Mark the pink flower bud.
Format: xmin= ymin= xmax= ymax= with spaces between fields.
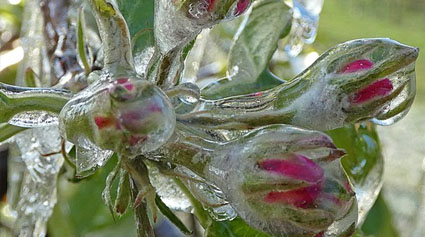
xmin=59 ymin=76 xmax=176 ymax=156
xmin=207 ymin=125 xmax=357 ymax=236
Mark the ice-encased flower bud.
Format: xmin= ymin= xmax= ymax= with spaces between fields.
xmin=207 ymin=125 xmax=357 ymax=236
xmin=290 ymin=38 xmax=418 ymax=129
xmin=59 ymin=75 xmax=175 ymax=156
xmin=179 ymin=39 xmax=418 ymax=131
xmin=155 ymin=0 xmax=251 ymax=53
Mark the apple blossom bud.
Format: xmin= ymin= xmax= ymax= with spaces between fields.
xmin=207 ymin=125 xmax=357 ymax=236
xmin=59 ymin=75 xmax=175 ymax=156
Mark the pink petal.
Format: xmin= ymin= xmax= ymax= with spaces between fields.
xmin=94 ymin=116 xmax=114 ymax=130
xmin=234 ymin=0 xmax=250 ymax=16
xmin=341 ymin=59 xmax=373 ymax=73
xmin=264 ymin=183 xmax=323 ymax=208
xmin=259 ymin=155 xmax=324 ymax=183
xmin=116 ymin=78 xmax=130 ymax=84
xmin=352 ymin=78 xmax=393 ymax=104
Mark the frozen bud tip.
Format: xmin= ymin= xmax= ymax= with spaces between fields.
xmin=289 ymin=38 xmax=419 ymax=130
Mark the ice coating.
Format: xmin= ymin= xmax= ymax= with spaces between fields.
xmin=180 ymin=38 xmax=419 ymax=131
xmin=59 ymin=75 xmax=176 ymax=156
xmin=155 ymin=0 xmax=251 ymax=53
xmin=8 ymin=126 xmax=68 ymax=236
xmin=285 ymin=0 xmax=324 ymax=57
xmin=172 ymin=164 xmax=237 ymax=221
xmin=327 ymin=123 xmax=384 ymax=225
xmin=75 ymin=136 xmax=114 ymax=177
xmin=206 ymin=125 xmax=357 ymax=236
xmin=148 ymin=166 xmax=193 ymax=212
xmin=340 ymin=59 xmax=374 ymax=73
xmin=8 ymin=111 xmax=59 ymax=128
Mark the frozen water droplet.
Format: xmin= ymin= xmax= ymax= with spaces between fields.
xmin=353 ymin=158 xmax=383 ymax=225
xmin=171 ymin=82 xmax=201 ymax=114
xmin=8 ymin=111 xmax=58 ymax=128
xmin=285 ymin=0 xmax=323 ymax=57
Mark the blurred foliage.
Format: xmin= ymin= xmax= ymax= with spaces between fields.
xmin=116 ymin=0 xmax=154 ymax=54
xmin=361 ymin=194 xmax=399 ymax=237
xmin=48 ymin=156 xmax=137 ymax=236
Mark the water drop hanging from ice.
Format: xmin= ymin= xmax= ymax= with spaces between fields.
xmin=285 ymin=0 xmax=324 ymax=57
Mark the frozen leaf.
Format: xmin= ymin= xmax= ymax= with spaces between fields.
xmin=75 ymin=136 xmax=114 ymax=178
xmin=77 ymin=7 xmax=92 ymax=75
xmin=87 ymin=0 xmax=134 ymax=73
xmin=155 ymin=194 xmax=193 ymax=235
xmin=0 ymin=123 xmax=26 ymax=143
xmin=9 ymin=126 xmax=66 ymax=236
xmin=0 ymin=82 xmax=72 ymax=124
xmin=8 ymin=111 xmax=58 ymax=128
xmin=155 ymin=0 xmax=252 ymax=54
xmin=327 ymin=123 xmax=384 ymax=224
xmin=202 ymin=0 xmax=291 ymax=99
xmin=148 ymin=165 xmax=193 ymax=213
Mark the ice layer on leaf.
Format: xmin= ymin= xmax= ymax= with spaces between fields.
xmin=327 ymin=123 xmax=384 ymax=225
xmin=7 ymin=126 xmax=67 ymax=236
xmin=148 ymin=165 xmax=193 ymax=212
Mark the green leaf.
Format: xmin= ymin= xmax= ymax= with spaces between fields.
xmin=326 ymin=123 xmax=382 ymax=183
xmin=77 ymin=7 xmax=91 ymax=75
xmin=201 ymin=0 xmax=291 ymax=99
xmin=155 ymin=194 xmax=193 ymax=235
xmin=24 ymin=67 xmax=37 ymax=87
xmin=114 ymin=169 xmax=131 ymax=215
xmin=0 ymin=82 xmax=71 ymax=123
xmin=116 ymin=0 xmax=154 ymax=54
xmin=0 ymin=123 xmax=26 ymax=142
xmin=48 ymin=156 xmax=137 ymax=236
xmin=206 ymin=217 xmax=270 ymax=237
